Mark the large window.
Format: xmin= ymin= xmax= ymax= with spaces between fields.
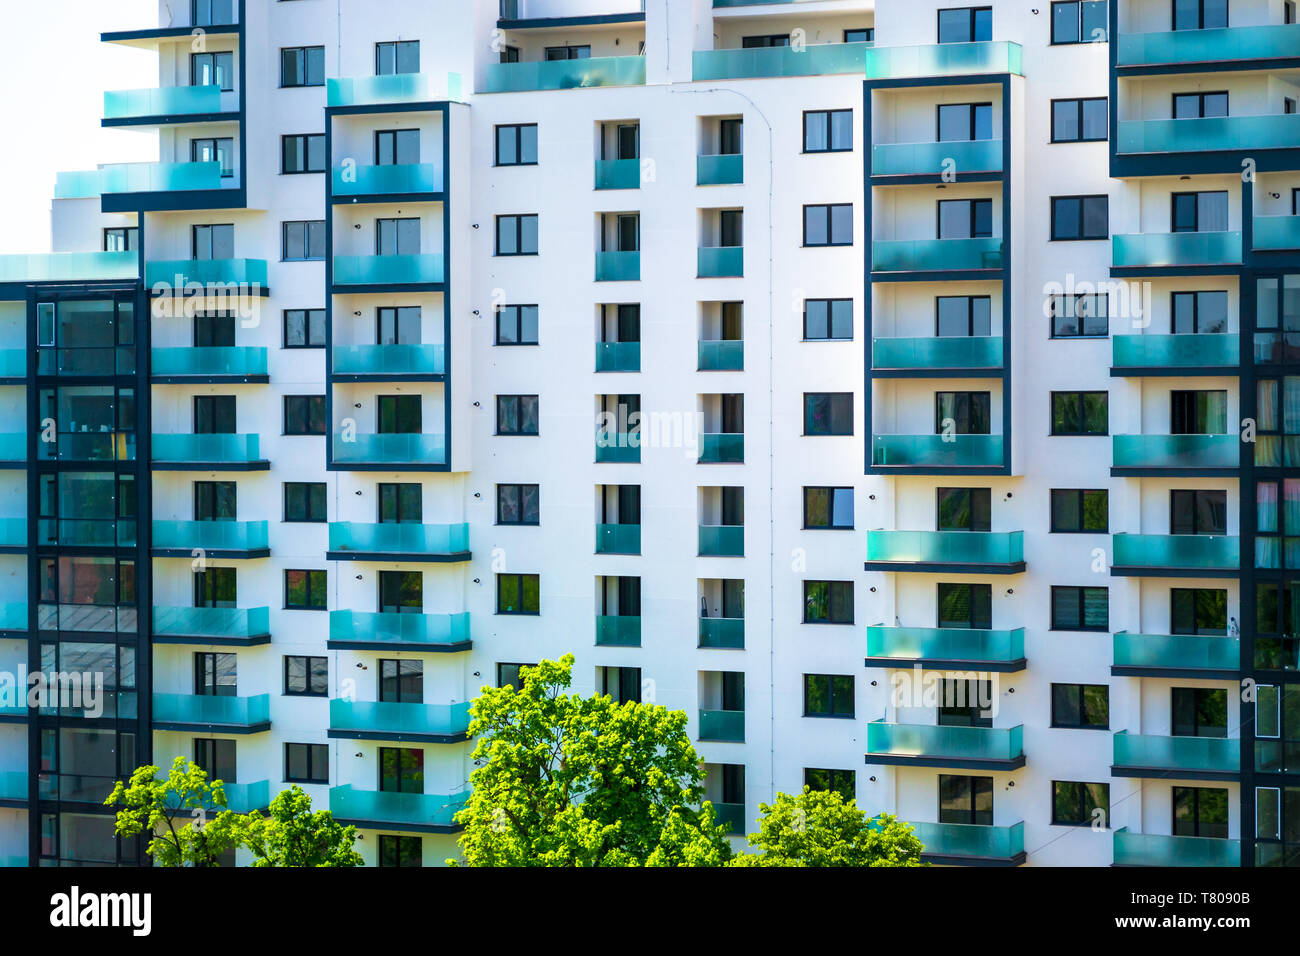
xmin=937 ymin=296 xmax=991 ymax=336
xmin=283 ymin=395 xmax=326 ymax=435
xmin=375 ymin=129 xmax=419 ymax=166
xmin=284 ymin=482 xmax=326 ymax=523
xmin=1170 ymin=489 xmax=1227 ymax=535
xmin=939 ymin=775 xmax=993 ymax=826
xmin=1173 ymin=0 xmax=1228 ymax=30
xmin=191 ymin=51 xmax=233 ymax=91
xmin=376 ymin=217 xmax=420 ymax=256
xmin=281 ymin=134 xmax=325 ymax=174
xmin=496 ymin=214 xmax=539 ymax=255
xmin=1172 ymin=687 xmax=1228 ymax=738
xmin=937 ymin=6 xmax=992 ymax=43
xmin=497 ymin=484 xmax=540 ymax=526
xmin=937 ymin=102 xmax=993 ymax=142
xmin=1050 ymin=489 xmax=1108 ymax=532
xmin=935 ymin=392 xmax=991 ymax=434
xmin=1173 ymin=91 xmax=1228 ymax=119
xmin=804 ymin=299 xmax=852 ymax=341
xmin=496 ymin=395 xmax=540 ymax=435
xmin=379 ymin=660 xmax=422 ymax=704
xmin=191 ymin=137 xmax=235 ymax=178
xmin=804 ymin=581 xmax=853 ymax=624
xmin=284 ymin=309 xmax=325 ymax=348
xmin=495 ymin=304 xmax=539 ymax=345
xmin=803 ymin=110 xmax=852 ymax=153
xmin=1051 ymin=195 xmax=1109 ymax=240
xmin=378 ymin=483 xmax=422 ymax=524
xmin=280 ymin=46 xmax=325 ymax=87
xmin=285 ymin=569 xmax=327 ymax=610
xmin=1050 ymin=391 xmax=1108 ymax=435
xmin=937 ymin=487 xmax=991 ymax=532
xmin=1051 ymin=684 xmax=1110 ymax=729
xmin=803 ymin=204 xmax=853 ymax=247
xmin=1172 ymin=291 xmax=1228 ymax=333
xmin=285 ymin=743 xmax=328 ymax=784
xmin=281 ymin=220 xmax=325 ymax=261
xmin=1172 ymin=588 xmax=1228 ymax=635
xmin=1171 ymin=190 xmax=1229 ymax=233
xmin=1051 ymin=586 xmax=1108 ymax=631
xmin=284 ymin=655 xmax=327 ymax=697
xmin=1051 ymin=0 xmax=1108 ymax=43
xmin=1051 ymin=97 xmax=1107 ymax=143
xmin=803 ymin=674 xmax=855 ymax=718
xmin=1173 ymin=787 xmax=1229 ymax=839
xmin=375 ymin=40 xmax=419 ymax=75
xmin=804 ymin=393 xmax=853 ymax=435
xmin=938 ymin=198 xmax=993 ymax=239
xmin=498 ymin=573 xmax=540 ymax=615
xmin=192 ymin=223 xmax=234 ymax=260
xmin=939 ymin=583 xmax=992 ymax=629
xmin=803 ymin=487 xmax=853 ymax=529
xmin=1052 ymin=781 xmax=1109 ymax=827
xmin=495 ymin=124 xmax=538 ymax=166
xmin=1171 ymin=390 xmax=1227 ymax=434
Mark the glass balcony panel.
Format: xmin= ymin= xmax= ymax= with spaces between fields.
xmin=1111 ymin=434 xmax=1237 ymax=470
xmin=484 ymin=56 xmax=647 ymax=93
xmin=699 ymin=525 xmax=744 ymax=556
xmin=594 ymin=159 xmax=640 ymax=190
xmin=152 ymin=347 xmax=268 ymax=378
xmin=1119 ymin=114 xmax=1300 ymax=154
xmin=1111 ymin=533 xmax=1239 ymax=571
xmin=1254 ymin=216 xmax=1300 ymax=251
xmin=594 ymin=341 xmax=640 ymax=371
xmin=872 ymin=140 xmax=1002 ymax=177
xmin=699 ymin=617 xmax=745 ymax=649
xmin=0 ymin=252 xmax=137 ymax=284
xmin=1112 ymin=633 xmax=1239 ymax=672
xmin=329 ymin=611 xmax=471 ymax=648
xmin=1117 ymin=23 xmax=1300 ymax=66
xmin=151 ymin=433 xmax=263 ymax=464
xmin=332 ymin=433 xmax=446 ymax=465
xmin=866 ymin=530 xmax=1023 ymax=565
xmin=1113 ymin=732 xmax=1239 ymax=774
xmin=595 ymin=615 xmax=641 ymax=647
xmin=152 ymin=606 xmax=271 ymax=641
xmin=151 ymin=520 xmax=269 ymax=552
xmin=910 ymin=821 xmax=1024 ymax=860
xmin=1111 ymin=232 xmax=1242 ymax=267
xmin=328 ymin=699 xmax=472 ymax=738
xmin=332 ymin=164 xmax=442 ymax=197
xmin=57 ymin=162 xmax=226 ymax=197
xmin=595 ymin=431 xmax=640 ymax=463
xmin=713 ymin=802 xmax=746 ymax=834
xmin=697 ymin=154 xmax=743 ymax=185
xmin=332 ymin=344 xmax=445 ymax=376
xmin=872 ymin=434 xmax=1004 ymax=468
xmin=0 ymin=435 xmax=23 ymax=462
xmin=1113 ymin=828 xmax=1239 ymax=866
xmin=873 ymin=237 xmax=1003 ymax=272
xmin=699 ymin=433 xmax=744 ymax=463
xmin=698 ymin=340 xmax=743 ymax=370
xmin=104 ymin=85 xmax=224 ymax=119
xmin=144 ymin=258 xmax=268 ymax=287
xmin=864 ymin=41 xmax=1023 ymax=79
xmin=866 ymin=722 xmax=1024 ymax=762
xmin=698 ymin=247 xmax=743 ymax=277
xmin=693 ymin=42 xmax=873 ymax=80
xmin=333 ymin=254 xmax=444 ymax=286
xmin=329 ymin=785 xmax=468 ymax=828
xmin=152 ymin=692 xmax=270 ymax=727
xmin=326 ymin=73 xmax=453 ymax=107
xmin=873 ymin=336 xmax=1003 ymax=370
xmin=866 ymin=626 xmax=1025 ymax=663
xmin=1111 ymin=334 xmax=1237 ymax=369
xmin=595 ymin=251 xmax=640 ymax=281
xmin=698 ymin=709 xmax=745 ymax=741
xmin=327 ymin=522 xmax=470 ymax=555
xmin=595 ymin=524 xmax=641 ymax=554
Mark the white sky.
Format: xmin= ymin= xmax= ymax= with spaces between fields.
xmin=0 ymin=1 xmax=159 ymax=253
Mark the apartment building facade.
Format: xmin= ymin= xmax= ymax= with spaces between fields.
xmin=0 ymin=0 xmax=1295 ymax=867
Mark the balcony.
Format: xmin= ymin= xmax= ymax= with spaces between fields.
xmin=331 ymin=164 xmax=443 ymax=202
xmin=326 ymin=522 xmax=470 ymax=562
xmin=871 ymin=140 xmax=1003 ymax=178
xmin=872 ymin=434 xmax=1004 ymax=470
xmin=484 ymin=55 xmax=646 ymax=93
xmin=327 ymin=73 xmax=455 ymax=108
xmin=595 ymin=251 xmax=640 ymax=281
xmin=1112 ymin=828 xmax=1239 ymax=867
xmin=872 ymin=238 xmax=1003 ymax=274
xmin=698 ymin=709 xmax=744 ymax=742
xmin=1110 ymin=533 xmax=1239 ymax=577
xmin=698 ymin=246 xmax=743 ymax=278
xmin=594 ymin=159 xmax=640 ymax=190
xmin=699 ymin=433 xmax=743 ymax=463
xmin=865 ymin=721 xmax=1026 ymax=770
xmin=0 ymin=251 xmax=137 ymax=286
xmin=103 ymin=85 xmax=232 ymax=124
xmin=144 ymin=258 xmax=268 ymax=290
xmin=329 ymin=786 xmax=468 ymax=833
xmin=328 ymin=610 xmax=472 ymax=652
xmin=151 ymin=606 xmax=271 ymax=647
xmin=217 ymin=780 xmax=272 ymax=814
xmin=152 ymin=434 xmax=268 ymax=470
xmin=595 ymin=615 xmax=641 ymax=647
xmin=596 ymin=523 xmax=641 ymax=555
xmin=713 ymin=802 xmax=746 ymax=834
xmin=910 ymin=821 xmax=1026 ymax=866
xmin=595 ymin=342 xmax=640 ymax=372
xmin=328 ymin=699 xmax=472 ymax=743
xmin=1111 ymin=232 xmax=1242 ymax=269
xmin=0 ymin=434 xmax=23 ymax=464
xmin=1110 ymin=334 xmax=1238 ymax=375
xmin=697 ymin=155 xmax=743 ymax=186
xmin=1117 ymin=23 xmax=1300 ymax=67
xmin=35 ymin=517 xmax=127 ymax=549
xmin=332 ymin=433 xmax=447 ymax=468
xmin=1111 ymin=434 xmax=1238 ymax=474
xmin=1254 ymin=216 xmax=1300 ymax=251
xmin=864 ymin=41 xmax=1023 ymax=79
xmin=332 ymin=254 xmax=444 ymax=290
xmin=152 ymin=692 xmax=271 ymax=734
xmin=151 ymin=347 xmax=268 ymax=383
xmin=1111 ymin=731 xmax=1239 ymax=780
xmin=699 ymin=525 xmax=744 ymax=557
xmin=1111 ymin=632 xmax=1239 ymax=679
xmin=1118 ymin=115 xmax=1300 ymax=155
xmin=151 ymin=520 xmax=269 ymax=558
xmin=332 ymin=344 xmax=445 ymax=379
xmin=693 ymin=42 xmax=872 ymax=81
xmin=865 ymin=625 xmax=1026 ymax=672
xmin=699 ymin=617 xmax=744 ymax=649
xmin=864 ymin=530 xmax=1025 ymax=573
xmin=872 ymin=336 xmax=1003 ymax=373
xmin=595 ymin=431 xmax=639 ymax=463
xmin=698 ymin=340 xmax=743 ymax=371
xmin=56 ymin=161 xmax=228 ymax=199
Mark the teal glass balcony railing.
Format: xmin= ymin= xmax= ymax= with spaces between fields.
xmin=217 ymin=780 xmax=271 ymax=814
xmin=36 ymin=517 xmax=133 ymax=549
xmin=699 ymin=433 xmax=744 ymax=463
xmin=866 ymin=530 xmax=1024 ymax=567
xmin=0 ymin=772 xmax=27 ymax=801
xmin=867 ymin=721 xmax=1025 ymax=764
xmin=327 ymin=72 xmax=454 ymax=107
xmin=104 ymin=85 xmax=224 ymax=120
xmin=1112 ymin=731 xmax=1239 ymax=776
xmin=873 ymin=336 xmax=1004 ymax=370
xmin=873 ymin=434 xmax=1004 ymax=468
xmin=864 ymin=41 xmax=1023 ymax=79
xmin=144 ymin=258 xmax=268 ymax=288
xmin=152 ymin=347 xmax=268 ymax=378
xmin=1113 ymin=828 xmax=1239 ymax=867
xmin=0 ymin=434 xmax=23 ymax=462
xmin=484 ymin=55 xmax=646 ymax=93
xmin=712 ymin=802 xmax=746 ymax=834
xmin=1119 ymin=115 xmax=1300 ymax=154
xmin=1112 ymin=434 xmax=1238 ymax=471
xmin=698 ymin=340 xmax=743 ymax=371
xmin=333 ymin=254 xmax=444 ymax=286
xmin=595 ymin=251 xmax=640 ymax=281
xmin=873 ymin=237 xmax=1003 ymax=272
xmin=697 ymin=154 xmax=743 ymax=185
xmin=56 ymin=161 xmax=225 ymax=197
xmin=0 ymin=251 xmax=137 ymax=284
xmin=698 ymin=246 xmax=743 ymax=277
xmin=0 ymin=351 xmax=24 ymax=378
xmin=1111 ymin=334 xmax=1238 ymax=370
xmin=152 ymin=606 xmax=271 ymax=643
xmin=1117 ymin=23 xmax=1300 ymax=66
xmin=333 ymin=433 xmax=446 ymax=466
xmin=872 ymin=139 xmax=1003 ymax=177
xmin=152 ymin=692 xmax=270 ymax=729
xmin=693 ymin=41 xmax=872 ymax=80
xmin=699 ymin=617 xmax=744 ymax=649
xmin=1254 ymin=216 xmax=1300 ymax=251
xmin=699 ymin=709 xmax=745 ymax=742
xmin=329 ymin=611 xmax=471 ymax=649
xmin=595 ymin=524 xmax=641 ymax=555
xmin=0 ymin=603 xmax=26 ymax=631
xmin=1112 ymin=232 xmax=1242 ymax=268
xmin=594 ymin=159 xmax=640 ymax=190
xmin=595 ymin=431 xmax=640 ymax=463
xmin=910 ymin=821 xmax=1025 ymax=862
xmin=329 ymin=785 xmax=468 ymax=830
xmin=866 ymin=626 xmax=1025 ymax=665
xmin=332 ymin=344 xmax=445 ymax=376
xmin=331 ymin=163 xmax=443 ymax=198
xmin=1112 ymin=632 xmax=1239 ymax=673
xmin=1111 ymin=533 xmax=1239 ymax=573
xmin=699 ymin=525 xmax=744 ymax=556
xmin=328 ymin=699 xmax=472 ymax=740
xmin=595 ymin=341 xmax=641 ymax=371
xmin=0 ymin=518 xmax=28 ymax=549
xmin=152 ymin=520 xmax=269 ymax=553
xmin=328 ymin=522 xmax=469 ymax=557
xmin=151 ymin=434 xmax=264 ymax=465
xmin=596 ymin=615 xmax=641 ymax=647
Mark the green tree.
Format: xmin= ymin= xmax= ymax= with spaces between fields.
xmin=105 ymin=757 xmax=240 ymax=866
xmin=452 ymin=654 xmax=731 ymax=867
xmin=220 ymin=785 xmax=363 ymax=867
xmin=730 ymin=788 xmax=926 ymax=867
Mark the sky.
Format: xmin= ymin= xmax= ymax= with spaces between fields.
xmin=0 ymin=1 xmax=158 ymax=253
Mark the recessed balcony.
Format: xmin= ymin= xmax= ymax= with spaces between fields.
xmin=327 ymin=611 xmax=472 ymax=653
xmin=595 ymin=430 xmax=639 ymax=463
xmin=594 ymin=159 xmax=640 ymax=190
xmin=1117 ymin=115 xmax=1300 ymax=155
xmin=331 ymin=164 xmax=443 ymax=203
xmin=1112 ymin=828 xmax=1239 ymax=867
xmin=329 ymin=786 xmax=468 ymax=833
xmin=713 ymin=802 xmax=746 ymax=834
xmin=865 ymin=625 xmax=1026 ymax=672
xmin=483 ymin=55 xmax=646 ymax=93
xmin=595 ymin=615 xmax=641 ymax=647
xmin=103 ymin=85 xmax=234 ymax=125
xmin=595 ymin=251 xmax=640 ymax=282
xmin=910 ymin=821 xmax=1026 ymax=866
xmin=1110 ymin=533 xmax=1239 ymax=577
xmin=865 ymin=721 xmax=1026 ymax=771
xmin=326 ymin=522 xmax=470 ymax=562
xmin=151 ymin=347 xmax=268 ymax=383
xmin=1111 ymin=232 xmax=1242 ymax=269
xmin=595 ymin=341 xmax=640 ymax=372
xmin=1254 ymin=215 xmax=1300 ymax=251
xmin=693 ymin=41 xmax=872 ymax=81
xmin=151 ymin=606 xmax=271 ymax=647
xmin=864 ymin=41 xmax=1023 ymax=79
xmin=872 ymin=336 xmax=1004 ymax=374
xmin=699 ymin=433 xmax=743 ymax=464
xmin=1110 ymin=334 xmax=1238 ymax=375
xmin=871 ymin=434 xmax=1004 ymax=470
xmin=871 ymin=140 xmax=1003 ymax=178
xmin=872 ymin=237 xmax=1003 ymax=274
xmin=698 ymin=246 xmax=743 ymax=278
xmin=1111 ymin=434 xmax=1238 ymax=475
xmin=699 ymin=617 xmax=744 ymax=649
xmin=864 ymin=530 xmax=1025 ymax=573
xmin=595 ymin=523 xmax=640 ymax=555
xmin=331 ymin=344 xmax=445 ymax=379
xmin=151 ymin=434 xmax=268 ymax=470
xmin=697 ymin=154 xmax=743 ymax=186
xmin=698 ymin=709 xmax=744 ymax=742
xmin=332 ymin=254 xmax=444 ymax=291
xmin=698 ymin=340 xmax=743 ymax=371
xmin=699 ymin=525 xmax=744 ymax=557
xmin=1111 ymin=632 xmax=1239 ymax=679
xmin=1111 ymin=730 xmax=1239 ymax=780
xmin=1116 ymin=23 xmax=1300 ymax=67
xmin=327 ymin=699 xmax=472 ymax=743
xmin=332 ymin=433 xmax=447 ymax=468
xmin=152 ymin=692 xmax=271 ymax=734
xmin=151 ymin=520 xmax=269 ymax=558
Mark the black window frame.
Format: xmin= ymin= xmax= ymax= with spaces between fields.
xmin=284 ymin=742 xmax=329 ymax=784
xmin=495 ymin=304 xmax=539 ymax=345
xmin=284 ymin=569 xmax=327 ymax=610
xmin=1050 ymin=683 xmax=1110 ymax=730
xmin=1050 ymin=391 xmax=1109 ymax=436
xmin=494 ymin=123 xmax=539 ymax=167
xmin=803 ymin=203 xmax=854 ymax=248
xmin=496 ymin=394 xmax=540 ymax=436
xmin=497 ymin=573 xmax=540 ymax=615
xmin=1050 ymin=489 xmax=1109 ymax=533
xmin=1050 ymin=97 xmax=1108 ymax=143
xmin=280 ymin=133 xmax=325 ymax=175
xmin=803 ymin=486 xmax=854 ymax=530
xmin=495 ymin=214 xmax=539 ymax=256
xmin=803 ymin=580 xmax=854 ymax=625
xmin=280 ymin=45 xmax=325 ymax=88
xmin=1050 ymin=0 xmax=1109 ymax=44
xmin=1050 ymin=194 xmax=1109 ymax=241
xmin=802 ymin=109 xmax=853 ymax=154
xmin=937 ymin=6 xmax=993 ymax=43
xmin=803 ymin=673 xmax=856 ymax=718
xmin=283 ymin=395 xmax=327 ymax=436
xmin=803 ymin=298 xmax=853 ymax=341
xmin=496 ymin=483 xmax=540 ymax=526
xmin=283 ymin=308 xmax=326 ymax=348
xmin=280 ymin=220 xmax=325 ymax=262
xmin=283 ymin=481 xmax=327 ymax=523
xmin=803 ymin=392 xmax=854 ymax=436
xmin=283 ymin=655 xmax=328 ymax=697
xmin=1052 ymin=780 xmax=1110 ymax=827
xmin=1048 ymin=293 xmax=1109 ymax=337
xmin=1050 ymin=585 xmax=1109 ymax=631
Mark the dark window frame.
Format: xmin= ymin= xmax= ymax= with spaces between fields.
xmin=496 ymin=394 xmax=540 ymax=436
xmin=1050 ymin=683 xmax=1111 ymax=730
xmin=1050 ymin=96 xmax=1108 ymax=143
xmin=495 ymin=304 xmax=539 ymax=345
xmin=1050 ymin=194 xmax=1110 ymax=241
xmin=284 ymin=742 xmax=329 ymax=784
xmin=283 ymin=308 xmax=326 ymax=348
xmin=496 ymin=483 xmax=540 ymax=526
xmin=802 ymin=203 xmax=854 ymax=248
xmin=802 ymin=109 xmax=853 ymax=154
xmin=494 ymin=123 xmax=539 ymax=167
xmin=283 ymin=655 xmax=328 ymax=697
xmin=803 ymin=673 xmax=856 ymax=718
xmin=495 ymin=214 xmax=539 ymax=256
xmin=284 ymin=569 xmax=327 ymax=610
xmin=280 ymin=45 xmax=325 ymax=88
xmin=280 ymin=133 xmax=326 ymax=174
xmin=497 ymin=573 xmax=540 ymax=615
xmin=1050 ymin=585 xmax=1109 ymax=632
xmin=1051 ymin=780 xmax=1110 ymax=827
xmin=1050 ymin=489 xmax=1109 ymax=533
xmin=1050 ymin=390 xmax=1109 ymax=436
xmin=803 ymin=486 xmax=854 ymax=530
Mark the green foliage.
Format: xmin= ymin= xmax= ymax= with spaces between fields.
xmin=105 ymin=756 xmax=240 ymax=867
xmin=451 ymin=654 xmax=732 ymax=867
xmin=219 ymin=785 xmax=363 ymax=867
xmin=730 ymin=788 xmax=927 ymax=867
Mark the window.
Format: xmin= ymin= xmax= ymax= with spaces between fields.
xmin=939 ymin=775 xmax=993 ymax=826
xmin=803 ymin=204 xmax=853 ymax=247
xmin=376 ymin=217 xmax=420 ymax=256
xmin=1051 ymin=391 xmax=1108 ymax=435
xmin=285 ymin=570 xmax=327 ymax=610
xmin=379 ymin=395 xmax=421 ymax=434
xmin=280 ymin=46 xmax=325 ymax=87
xmin=195 ymin=395 xmax=235 ymax=434
xmin=194 ymin=312 xmax=234 ymax=347
xmin=1172 ymin=291 xmax=1228 ymax=334
xmin=803 ymin=674 xmax=855 ymax=717
xmin=1051 ymin=97 xmax=1107 ymax=142
xmin=104 ymin=227 xmax=138 ymax=252
xmin=284 ymin=309 xmax=325 ymax=348
xmin=497 ymin=663 xmax=535 ymax=690
xmin=193 ymin=738 xmax=235 ymax=783
xmin=1048 ymin=293 xmax=1108 ymax=337
xmin=1173 ymin=91 xmax=1228 ymax=119
xmin=498 ymin=573 xmax=540 ymax=614
xmin=1051 ymin=195 xmax=1108 ymax=240
xmin=379 ymin=571 xmax=421 ymax=614
xmin=281 ymin=220 xmax=325 ymax=261
xmin=284 ymin=395 xmax=326 ymax=435
xmin=285 ymin=743 xmax=328 ymax=784
xmin=741 ymin=34 xmax=790 ymax=48
xmin=497 ymin=484 xmax=539 ymax=525
xmin=379 ymin=660 xmax=422 ymax=704
xmin=281 ymin=134 xmax=325 ymax=174
xmin=194 ymin=652 xmax=236 ymax=696
xmin=496 ymin=395 xmax=539 ymax=435
xmin=599 ymin=667 xmax=641 ymax=705
xmin=1172 ymin=588 xmax=1228 ymax=635
xmin=545 ymin=44 xmax=591 ymax=59
xmin=1173 ymin=787 xmax=1229 ymax=839
xmin=937 ymin=102 xmax=993 ymax=142
xmin=191 ymin=51 xmax=233 ymax=91
xmin=1050 ymin=489 xmax=1108 ymax=532
xmin=937 ymin=487 xmax=991 ymax=532
xmin=937 ymin=296 xmax=992 ymax=337
xmin=379 ymin=483 xmax=422 ymax=524
xmin=192 ymin=0 xmax=234 ymax=27
xmin=804 ymin=487 xmax=853 ymax=529
xmin=935 ymin=392 xmax=991 ymax=434
xmin=1171 ymin=191 xmax=1228 ymax=233
xmin=804 ymin=393 xmax=853 ymax=435
xmin=193 ymin=223 xmax=234 ymax=260
xmin=844 ymin=28 xmax=874 ymax=42
xmin=194 ymin=567 xmax=236 ymax=608
xmin=375 ymin=40 xmax=419 ymax=75
xmin=1174 ymin=0 xmax=1227 ymax=29
xmin=499 ymin=45 xmax=520 ymax=63
xmin=1052 ymin=781 xmax=1109 ymax=827
xmin=803 ymin=110 xmax=853 ymax=153
xmin=194 ymin=481 xmax=236 ymax=521
xmin=719 ymin=118 xmax=743 ymax=155
xmin=1172 ymin=687 xmax=1228 ymax=738
xmin=803 ymin=299 xmax=853 ymax=340
xmin=1051 ymin=684 xmax=1110 ymax=729
xmin=1171 ymin=489 xmax=1227 ymax=535
xmin=284 ymin=482 xmax=326 ymax=522
xmin=1051 ymin=585 xmax=1109 ymax=631
xmin=804 ymin=581 xmax=853 ymax=624
xmin=495 ymin=304 xmax=538 ymax=345
xmin=939 ymin=582 xmax=992 ymax=629
xmin=804 ymin=768 xmax=855 ymax=801
xmin=938 ymin=199 xmax=993 ymax=239
xmin=938 ymin=6 xmax=992 ymax=43
xmin=1051 ymin=0 xmax=1108 ymax=43
xmin=379 ymin=835 xmax=422 ymax=868
xmin=284 ymin=656 xmax=327 ymax=697
xmin=495 ymin=124 xmax=538 ymax=166
xmin=496 ymin=214 xmax=539 ymax=255
xmin=191 ymin=137 xmax=235 ymax=178
xmin=1171 ymin=390 xmax=1227 ymax=434
xmin=375 ymin=129 xmax=419 ymax=166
